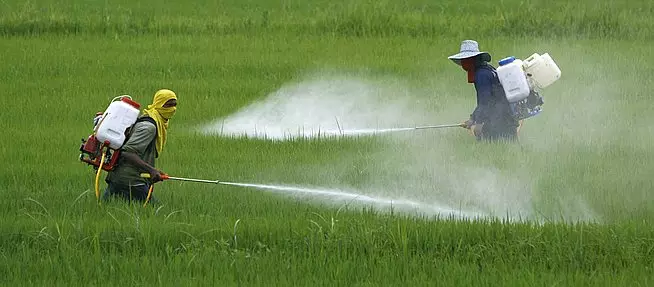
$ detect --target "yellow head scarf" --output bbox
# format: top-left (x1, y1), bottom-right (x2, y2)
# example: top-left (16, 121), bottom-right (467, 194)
top-left (143, 89), bottom-right (177, 155)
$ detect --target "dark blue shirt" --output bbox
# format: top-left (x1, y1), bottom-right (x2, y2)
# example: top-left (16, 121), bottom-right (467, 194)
top-left (471, 66), bottom-right (497, 124)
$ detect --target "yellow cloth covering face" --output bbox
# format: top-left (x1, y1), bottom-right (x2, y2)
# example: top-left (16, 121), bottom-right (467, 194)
top-left (142, 89), bottom-right (177, 155)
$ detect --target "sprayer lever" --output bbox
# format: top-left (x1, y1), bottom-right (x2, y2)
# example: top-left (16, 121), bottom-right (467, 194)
top-left (140, 173), bottom-right (220, 184)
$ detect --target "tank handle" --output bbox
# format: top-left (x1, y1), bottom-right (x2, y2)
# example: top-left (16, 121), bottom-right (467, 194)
top-left (522, 53), bottom-right (540, 68)
top-left (109, 95), bottom-right (133, 105)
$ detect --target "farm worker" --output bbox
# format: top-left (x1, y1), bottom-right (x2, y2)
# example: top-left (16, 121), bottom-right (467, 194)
top-left (448, 40), bottom-right (520, 141)
top-left (102, 89), bottom-right (178, 204)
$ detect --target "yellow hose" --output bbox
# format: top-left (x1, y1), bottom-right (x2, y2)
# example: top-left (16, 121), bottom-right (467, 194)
top-left (95, 147), bottom-right (106, 201)
top-left (143, 185), bottom-right (154, 207)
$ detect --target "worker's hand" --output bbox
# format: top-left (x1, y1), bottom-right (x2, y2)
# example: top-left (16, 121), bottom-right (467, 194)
top-left (148, 169), bottom-right (164, 183)
top-left (470, 123), bottom-right (484, 137)
top-left (461, 119), bottom-right (474, 129)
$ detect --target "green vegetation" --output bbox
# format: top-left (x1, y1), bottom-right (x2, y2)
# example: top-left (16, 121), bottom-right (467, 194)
top-left (1, 0), bottom-right (653, 39)
top-left (1, 0), bottom-right (652, 285)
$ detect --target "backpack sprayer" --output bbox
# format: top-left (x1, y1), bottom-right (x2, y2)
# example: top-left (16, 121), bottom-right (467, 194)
top-left (79, 95), bottom-right (142, 200)
top-left (496, 53), bottom-right (562, 121)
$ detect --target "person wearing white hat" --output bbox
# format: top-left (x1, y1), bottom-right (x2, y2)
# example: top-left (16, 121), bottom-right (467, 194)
top-left (448, 40), bottom-right (519, 141)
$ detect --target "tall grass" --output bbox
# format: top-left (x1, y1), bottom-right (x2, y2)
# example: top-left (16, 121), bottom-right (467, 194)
top-left (0, 0), bottom-right (652, 40)
top-left (2, 195), bottom-right (653, 286)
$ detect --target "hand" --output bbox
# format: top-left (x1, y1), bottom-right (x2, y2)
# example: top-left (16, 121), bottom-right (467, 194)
top-left (462, 119), bottom-right (474, 129)
top-left (148, 169), bottom-right (163, 183)
top-left (470, 123), bottom-right (484, 137)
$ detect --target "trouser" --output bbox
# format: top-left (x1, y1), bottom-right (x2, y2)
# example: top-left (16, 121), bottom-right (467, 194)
top-left (102, 181), bottom-right (158, 205)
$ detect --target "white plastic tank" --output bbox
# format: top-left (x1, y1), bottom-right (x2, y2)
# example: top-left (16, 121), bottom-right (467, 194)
top-left (95, 96), bottom-right (141, 149)
top-left (522, 53), bottom-right (561, 89)
top-left (496, 56), bottom-right (531, 103)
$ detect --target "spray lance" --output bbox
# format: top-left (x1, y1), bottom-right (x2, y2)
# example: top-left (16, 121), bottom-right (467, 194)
top-left (383, 123), bottom-right (472, 134)
top-left (140, 173), bottom-right (222, 207)
top-left (412, 123), bottom-right (466, 130)
top-left (135, 123), bottom-right (471, 207)
top-left (331, 123), bottom-right (468, 136)
top-left (410, 123), bottom-right (481, 137)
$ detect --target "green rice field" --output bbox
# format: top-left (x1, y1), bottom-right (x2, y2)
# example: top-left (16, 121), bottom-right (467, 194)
top-left (1, 0), bottom-right (653, 286)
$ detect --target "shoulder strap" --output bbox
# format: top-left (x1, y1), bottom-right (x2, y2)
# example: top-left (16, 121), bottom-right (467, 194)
top-left (125, 116), bottom-right (158, 143)
top-left (478, 64), bottom-right (511, 104)
top-left (136, 115), bottom-right (159, 158)
top-left (136, 116), bottom-right (157, 141)
top-left (478, 64), bottom-right (498, 79)
top-left (136, 116), bottom-right (157, 126)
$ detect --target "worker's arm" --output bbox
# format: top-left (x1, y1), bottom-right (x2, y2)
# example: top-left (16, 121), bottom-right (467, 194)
top-left (121, 122), bottom-right (163, 182)
top-left (120, 151), bottom-right (162, 182)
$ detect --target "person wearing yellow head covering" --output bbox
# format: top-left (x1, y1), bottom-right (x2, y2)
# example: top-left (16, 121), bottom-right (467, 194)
top-left (143, 89), bottom-right (178, 155)
top-left (103, 89), bottom-right (178, 205)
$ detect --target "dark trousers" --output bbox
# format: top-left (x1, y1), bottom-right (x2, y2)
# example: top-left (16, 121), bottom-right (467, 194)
top-left (102, 182), bottom-right (158, 205)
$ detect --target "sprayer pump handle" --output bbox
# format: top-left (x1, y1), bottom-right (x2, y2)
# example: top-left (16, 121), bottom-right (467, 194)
top-left (140, 173), bottom-right (169, 180)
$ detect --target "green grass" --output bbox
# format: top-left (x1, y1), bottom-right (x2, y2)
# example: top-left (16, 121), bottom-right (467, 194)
top-left (1, 0), bottom-right (653, 39)
top-left (1, 0), bottom-right (653, 286)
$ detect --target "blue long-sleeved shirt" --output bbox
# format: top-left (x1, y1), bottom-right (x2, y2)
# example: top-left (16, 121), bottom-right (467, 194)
top-left (470, 66), bottom-right (496, 124)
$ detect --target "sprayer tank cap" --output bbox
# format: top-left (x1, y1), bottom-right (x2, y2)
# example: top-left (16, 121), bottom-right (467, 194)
top-left (121, 96), bottom-right (141, 109)
top-left (498, 56), bottom-right (516, 66)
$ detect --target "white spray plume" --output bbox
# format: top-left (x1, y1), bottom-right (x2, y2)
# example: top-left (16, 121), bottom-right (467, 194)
top-left (200, 74), bottom-right (448, 139)
top-left (199, 72), bottom-right (603, 223)
top-left (220, 181), bottom-right (486, 220)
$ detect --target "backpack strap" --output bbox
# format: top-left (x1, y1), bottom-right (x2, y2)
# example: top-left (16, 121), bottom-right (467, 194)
top-left (478, 64), bottom-right (510, 103)
top-left (478, 64), bottom-right (520, 125)
top-left (136, 116), bottom-right (157, 127)
top-left (478, 64), bottom-right (499, 80)
top-left (126, 116), bottom-right (157, 138)
top-left (136, 116), bottom-right (158, 158)
top-left (123, 115), bottom-right (159, 156)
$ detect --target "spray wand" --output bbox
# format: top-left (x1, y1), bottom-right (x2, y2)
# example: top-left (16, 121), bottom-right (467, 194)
top-left (141, 173), bottom-right (221, 184)
top-left (140, 173), bottom-right (222, 207)
top-left (330, 122), bottom-right (467, 136)
top-left (136, 123), bottom-right (468, 206)
top-left (412, 123), bottom-right (465, 130)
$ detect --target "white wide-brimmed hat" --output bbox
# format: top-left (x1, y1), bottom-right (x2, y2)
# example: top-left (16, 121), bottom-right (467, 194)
top-left (448, 40), bottom-right (490, 65)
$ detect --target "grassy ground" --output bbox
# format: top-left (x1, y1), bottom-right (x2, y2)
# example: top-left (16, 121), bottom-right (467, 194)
top-left (1, 0), bottom-right (653, 286)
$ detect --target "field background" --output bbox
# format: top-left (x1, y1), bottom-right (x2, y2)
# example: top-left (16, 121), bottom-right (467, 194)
top-left (1, 0), bottom-right (653, 286)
